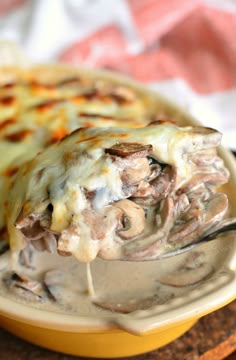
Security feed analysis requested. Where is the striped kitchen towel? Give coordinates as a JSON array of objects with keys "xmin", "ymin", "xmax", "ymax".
[{"xmin": 0, "ymin": 0, "xmax": 236, "ymax": 148}]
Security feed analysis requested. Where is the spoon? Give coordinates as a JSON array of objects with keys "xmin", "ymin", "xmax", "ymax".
[{"xmin": 125, "ymin": 218, "xmax": 236, "ymax": 261}]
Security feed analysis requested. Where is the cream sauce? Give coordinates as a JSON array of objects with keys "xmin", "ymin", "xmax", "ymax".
[{"xmin": 0, "ymin": 247, "xmax": 216, "ymax": 316}]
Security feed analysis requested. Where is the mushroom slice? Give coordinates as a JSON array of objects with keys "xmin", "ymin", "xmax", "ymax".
[
  {"xmin": 15, "ymin": 204, "xmax": 56, "ymax": 255},
  {"xmin": 174, "ymin": 194, "xmax": 190, "ymax": 218},
  {"xmin": 93, "ymin": 296, "xmax": 156, "ymax": 314},
  {"xmin": 31, "ymin": 238, "xmax": 48, "ymax": 251},
  {"xmin": 105, "ymin": 142, "xmax": 152, "ymax": 159},
  {"xmin": 15, "ymin": 199, "xmax": 51, "ymax": 229},
  {"xmin": 57, "ymin": 249, "xmax": 72, "ymax": 257},
  {"xmin": 159, "ymin": 252, "xmax": 213, "ymax": 287},
  {"xmin": 121, "ymin": 158, "xmax": 150, "ymax": 185},
  {"xmin": 187, "ymin": 184, "xmax": 210, "ymax": 202},
  {"xmin": 169, "ymin": 192, "xmax": 228, "ymax": 247},
  {"xmin": 188, "ymin": 148, "xmax": 217, "ymax": 166},
  {"xmin": 123, "ymin": 196, "xmax": 175, "ymax": 259},
  {"xmin": 93, "ymin": 290, "xmax": 175, "ymax": 313},
  {"xmin": 131, "ymin": 180, "xmax": 154, "ymax": 198},
  {"xmin": 132, "ymin": 165, "xmax": 176, "ymax": 206},
  {"xmin": 159, "ymin": 263, "xmax": 213, "ymax": 287},
  {"xmin": 29, "ymin": 233, "xmax": 57, "ymax": 253},
  {"xmin": 3, "ymin": 272, "xmax": 46, "ymax": 302},
  {"xmin": 145, "ymin": 162, "xmax": 162, "ymax": 182},
  {"xmin": 82, "ymin": 207, "xmax": 123, "ymax": 240},
  {"xmin": 93, "ymin": 298, "xmax": 139, "ymax": 314},
  {"xmin": 151, "ymin": 166, "xmax": 176, "ymax": 198},
  {"xmin": 168, "ymin": 218, "xmax": 200, "ymax": 245},
  {"xmin": 19, "ymin": 219, "xmax": 45, "ymax": 240},
  {"xmin": 43, "ymin": 232, "xmax": 57, "ymax": 253},
  {"xmin": 113, "ymin": 199, "xmax": 145, "ymax": 240},
  {"xmin": 178, "ymin": 172, "xmax": 229, "ymax": 194},
  {"xmin": 157, "ymin": 196, "xmax": 176, "ymax": 232},
  {"xmin": 19, "ymin": 243, "xmax": 34, "ymax": 268},
  {"xmin": 44, "ymin": 269, "xmax": 65, "ymax": 301},
  {"xmin": 202, "ymin": 192, "xmax": 228, "ymax": 226}
]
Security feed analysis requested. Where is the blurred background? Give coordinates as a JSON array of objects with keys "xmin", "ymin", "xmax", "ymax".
[{"xmin": 0, "ymin": 0, "xmax": 235, "ymax": 149}]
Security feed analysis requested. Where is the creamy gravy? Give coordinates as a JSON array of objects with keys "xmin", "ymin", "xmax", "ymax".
[{"xmin": 0, "ymin": 247, "xmax": 217, "ymax": 316}]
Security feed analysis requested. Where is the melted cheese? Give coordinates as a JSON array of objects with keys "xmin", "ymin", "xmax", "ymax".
[
  {"xmin": 0, "ymin": 68, "xmax": 151, "ymax": 236},
  {"xmin": 6, "ymin": 124, "xmax": 221, "ymax": 262}
]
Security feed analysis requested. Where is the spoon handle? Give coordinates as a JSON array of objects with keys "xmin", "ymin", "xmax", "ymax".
[{"xmin": 199, "ymin": 221, "xmax": 236, "ymax": 243}]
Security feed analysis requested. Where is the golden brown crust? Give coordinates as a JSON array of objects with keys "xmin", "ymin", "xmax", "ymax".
[
  {"xmin": 0, "ymin": 64, "xmax": 202, "ymax": 234},
  {"xmin": 0, "ymin": 64, "xmax": 200, "ymax": 125}
]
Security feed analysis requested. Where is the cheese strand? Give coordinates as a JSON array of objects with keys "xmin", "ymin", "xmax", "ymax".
[{"xmin": 86, "ymin": 262, "xmax": 95, "ymax": 298}]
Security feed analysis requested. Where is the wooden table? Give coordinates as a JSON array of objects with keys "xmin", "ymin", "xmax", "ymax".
[{"xmin": 0, "ymin": 299, "xmax": 235, "ymax": 360}]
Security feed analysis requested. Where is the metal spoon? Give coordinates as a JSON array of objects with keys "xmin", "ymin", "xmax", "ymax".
[{"xmin": 125, "ymin": 218, "xmax": 236, "ymax": 261}]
